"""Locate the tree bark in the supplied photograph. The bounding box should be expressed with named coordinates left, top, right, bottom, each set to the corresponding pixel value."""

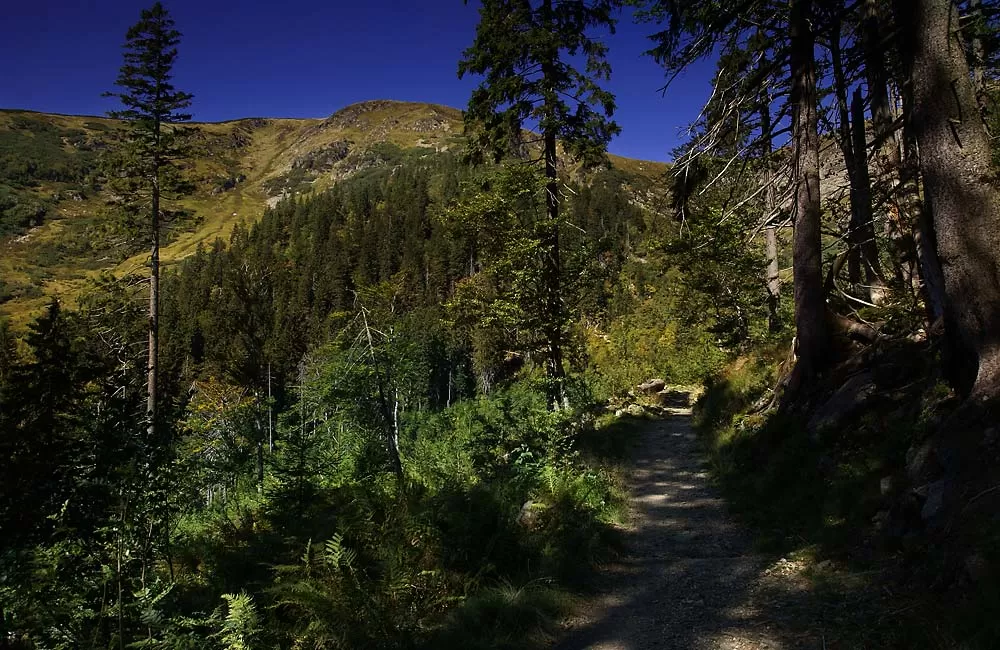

left=900, top=85, right=948, bottom=324
left=759, top=90, right=781, bottom=331
left=898, top=0, right=1000, bottom=400
left=831, top=26, right=882, bottom=299
left=865, top=0, right=946, bottom=319
left=788, top=0, right=830, bottom=383
left=850, top=87, right=885, bottom=294
left=540, top=0, right=566, bottom=410
left=766, top=225, right=781, bottom=330
left=148, top=153, right=159, bottom=442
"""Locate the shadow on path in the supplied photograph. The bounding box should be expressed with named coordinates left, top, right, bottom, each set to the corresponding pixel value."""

left=554, top=414, right=831, bottom=650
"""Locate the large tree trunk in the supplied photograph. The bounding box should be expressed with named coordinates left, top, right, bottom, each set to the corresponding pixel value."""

left=866, top=0, right=946, bottom=318
left=900, top=86, right=948, bottom=324
left=540, top=0, right=566, bottom=410
left=788, top=0, right=830, bottom=384
left=898, top=0, right=1000, bottom=400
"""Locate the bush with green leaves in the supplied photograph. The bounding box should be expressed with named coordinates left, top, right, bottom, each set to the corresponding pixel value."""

left=158, top=368, right=627, bottom=650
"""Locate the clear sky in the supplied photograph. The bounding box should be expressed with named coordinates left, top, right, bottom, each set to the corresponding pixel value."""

left=0, top=1, right=718, bottom=162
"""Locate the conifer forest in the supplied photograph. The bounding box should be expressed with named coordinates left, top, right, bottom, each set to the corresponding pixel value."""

left=3, top=1, right=1000, bottom=648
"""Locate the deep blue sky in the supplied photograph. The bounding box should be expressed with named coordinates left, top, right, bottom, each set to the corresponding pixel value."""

left=0, top=1, right=718, bottom=162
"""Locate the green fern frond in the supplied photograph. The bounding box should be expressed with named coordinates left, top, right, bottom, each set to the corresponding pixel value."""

left=324, top=533, right=357, bottom=571
left=219, top=591, right=260, bottom=650
left=301, top=537, right=314, bottom=572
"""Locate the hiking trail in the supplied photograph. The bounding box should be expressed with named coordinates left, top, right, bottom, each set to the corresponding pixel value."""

left=556, top=410, right=835, bottom=650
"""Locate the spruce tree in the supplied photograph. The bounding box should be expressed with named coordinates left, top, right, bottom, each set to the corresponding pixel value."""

left=105, top=2, right=193, bottom=439
left=459, top=0, right=620, bottom=408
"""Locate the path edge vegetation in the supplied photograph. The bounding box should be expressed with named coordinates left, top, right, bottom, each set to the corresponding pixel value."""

left=694, top=342, right=1000, bottom=648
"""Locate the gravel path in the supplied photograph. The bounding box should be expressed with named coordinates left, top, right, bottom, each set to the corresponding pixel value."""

left=555, top=411, right=829, bottom=650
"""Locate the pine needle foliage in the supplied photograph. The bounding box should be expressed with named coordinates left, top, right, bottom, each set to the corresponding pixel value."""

left=459, top=0, right=621, bottom=166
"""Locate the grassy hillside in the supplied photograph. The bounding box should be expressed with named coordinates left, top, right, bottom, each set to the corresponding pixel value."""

left=0, top=101, right=667, bottom=327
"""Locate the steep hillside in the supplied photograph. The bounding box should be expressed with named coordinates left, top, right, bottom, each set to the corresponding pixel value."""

left=0, top=101, right=667, bottom=326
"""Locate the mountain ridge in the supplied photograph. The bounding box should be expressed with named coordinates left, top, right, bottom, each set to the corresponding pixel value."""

left=0, top=98, right=453, bottom=125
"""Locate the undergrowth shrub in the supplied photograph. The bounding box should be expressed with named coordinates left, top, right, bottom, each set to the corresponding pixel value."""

left=695, top=346, right=894, bottom=551
left=163, top=378, right=627, bottom=649
left=695, top=342, right=946, bottom=553
left=693, top=340, right=1000, bottom=648
left=432, top=580, right=573, bottom=650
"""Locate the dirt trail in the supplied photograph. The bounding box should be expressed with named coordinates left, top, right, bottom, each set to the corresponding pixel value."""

left=555, top=411, right=828, bottom=650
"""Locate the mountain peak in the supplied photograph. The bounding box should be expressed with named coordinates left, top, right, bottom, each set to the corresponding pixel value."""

left=328, top=99, right=461, bottom=119
left=321, top=100, right=462, bottom=134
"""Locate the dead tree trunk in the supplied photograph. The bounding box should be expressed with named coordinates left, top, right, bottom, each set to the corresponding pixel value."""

left=148, top=152, right=159, bottom=442
left=759, top=90, right=782, bottom=332
left=829, top=21, right=862, bottom=286
left=850, top=88, right=885, bottom=296
left=766, top=225, right=782, bottom=331
left=360, top=308, right=404, bottom=479
left=830, top=24, right=883, bottom=301
left=863, top=0, right=921, bottom=296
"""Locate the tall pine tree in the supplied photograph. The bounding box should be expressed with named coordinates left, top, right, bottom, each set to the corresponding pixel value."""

left=105, top=2, right=193, bottom=439
left=459, top=0, right=620, bottom=408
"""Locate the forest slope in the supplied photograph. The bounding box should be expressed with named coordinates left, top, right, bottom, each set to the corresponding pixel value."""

left=0, top=100, right=667, bottom=327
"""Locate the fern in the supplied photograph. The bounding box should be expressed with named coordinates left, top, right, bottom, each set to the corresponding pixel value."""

left=323, top=533, right=357, bottom=571
left=218, top=592, right=259, bottom=650
left=301, top=537, right=313, bottom=577
left=134, top=582, right=173, bottom=641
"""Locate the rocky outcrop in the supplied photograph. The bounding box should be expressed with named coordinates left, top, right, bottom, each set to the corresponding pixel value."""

left=410, top=116, right=454, bottom=133
left=807, top=370, right=877, bottom=436
left=291, top=141, right=350, bottom=171
left=211, top=174, right=246, bottom=195
left=637, top=379, right=666, bottom=394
